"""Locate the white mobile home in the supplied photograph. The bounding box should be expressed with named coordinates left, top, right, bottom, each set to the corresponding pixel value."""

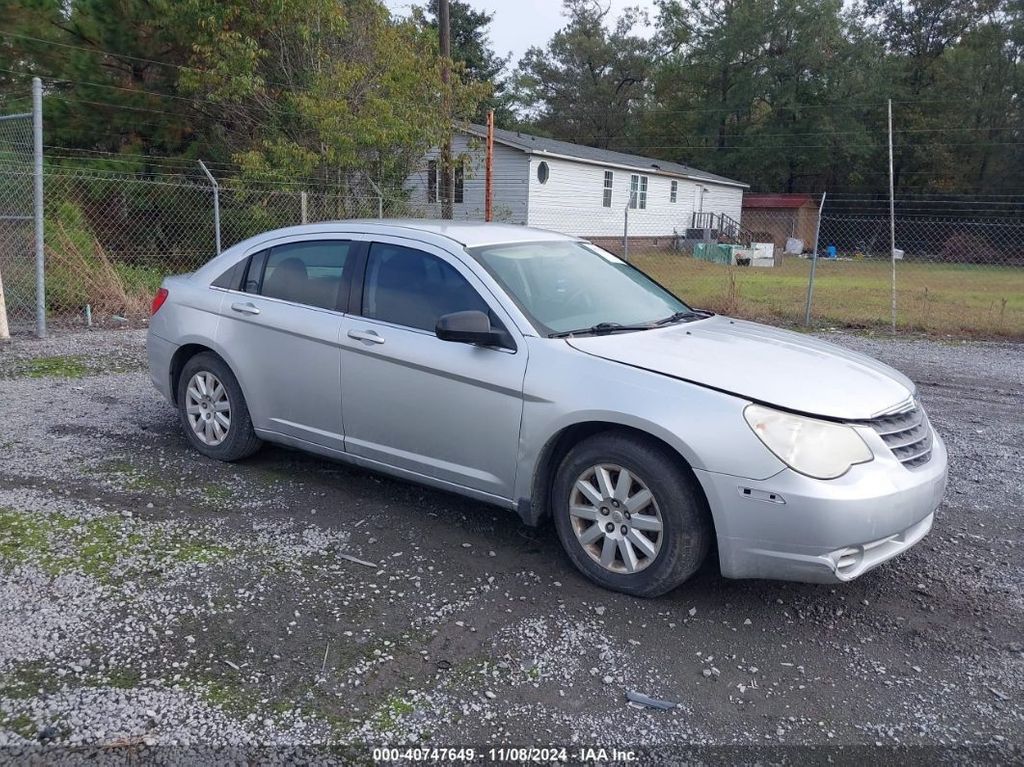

left=406, top=125, right=748, bottom=248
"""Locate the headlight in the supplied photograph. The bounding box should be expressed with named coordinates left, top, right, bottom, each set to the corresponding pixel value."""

left=743, top=404, right=873, bottom=479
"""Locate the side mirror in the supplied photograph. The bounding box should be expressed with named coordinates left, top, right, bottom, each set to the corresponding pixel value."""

left=436, top=310, right=508, bottom=347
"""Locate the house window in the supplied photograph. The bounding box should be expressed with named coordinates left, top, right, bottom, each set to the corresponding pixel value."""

left=537, top=161, right=550, bottom=184
left=630, top=174, right=648, bottom=210
left=670, top=180, right=678, bottom=203
left=427, top=160, right=437, bottom=204
left=602, top=171, right=613, bottom=207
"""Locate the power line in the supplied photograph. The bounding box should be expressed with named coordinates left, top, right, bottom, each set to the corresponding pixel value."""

left=0, top=32, right=991, bottom=119
left=0, top=68, right=312, bottom=122
left=43, top=144, right=239, bottom=170
left=32, top=91, right=1024, bottom=151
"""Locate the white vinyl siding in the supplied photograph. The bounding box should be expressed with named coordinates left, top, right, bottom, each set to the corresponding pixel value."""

left=525, top=155, right=744, bottom=238
left=406, top=134, right=529, bottom=223
left=409, top=130, right=745, bottom=238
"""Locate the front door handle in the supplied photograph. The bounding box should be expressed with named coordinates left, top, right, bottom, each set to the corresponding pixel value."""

left=230, top=302, right=261, bottom=316
left=347, top=329, right=385, bottom=345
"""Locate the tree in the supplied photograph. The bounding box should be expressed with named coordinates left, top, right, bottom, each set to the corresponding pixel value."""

left=0, top=0, right=485, bottom=189
left=0, top=0, right=212, bottom=169
left=508, top=0, right=1023, bottom=197
left=644, top=0, right=882, bottom=192
left=513, top=0, right=656, bottom=148
left=177, top=0, right=486, bottom=192
left=413, top=0, right=513, bottom=124
left=863, top=0, right=1019, bottom=193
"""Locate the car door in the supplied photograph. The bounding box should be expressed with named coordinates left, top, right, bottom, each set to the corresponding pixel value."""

left=340, top=239, right=528, bottom=500
left=216, top=237, right=362, bottom=453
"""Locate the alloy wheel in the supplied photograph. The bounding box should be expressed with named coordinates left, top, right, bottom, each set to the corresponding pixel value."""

left=568, top=463, right=664, bottom=574
left=185, top=371, right=231, bottom=446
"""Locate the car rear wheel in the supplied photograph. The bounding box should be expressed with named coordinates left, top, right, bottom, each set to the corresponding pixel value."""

left=552, top=431, right=712, bottom=597
left=177, top=352, right=262, bottom=462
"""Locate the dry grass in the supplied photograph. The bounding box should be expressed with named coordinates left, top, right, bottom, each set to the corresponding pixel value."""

left=633, top=252, right=1024, bottom=339
left=47, top=222, right=155, bottom=320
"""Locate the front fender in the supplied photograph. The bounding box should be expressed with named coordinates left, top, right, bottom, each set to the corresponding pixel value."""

left=514, top=338, right=786, bottom=512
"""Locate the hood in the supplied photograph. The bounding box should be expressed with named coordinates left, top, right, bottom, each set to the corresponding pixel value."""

left=566, top=316, right=915, bottom=420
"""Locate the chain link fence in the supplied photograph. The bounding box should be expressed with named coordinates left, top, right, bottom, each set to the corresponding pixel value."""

left=0, top=110, right=36, bottom=338
left=538, top=201, right=1024, bottom=338
left=0, top=142, right=1021, bottom=338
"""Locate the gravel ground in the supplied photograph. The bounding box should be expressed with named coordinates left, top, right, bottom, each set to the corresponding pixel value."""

left=0, top=328, right=1021, bottom=758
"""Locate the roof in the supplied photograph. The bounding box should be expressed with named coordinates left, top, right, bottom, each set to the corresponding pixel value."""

left=246, top=220, right=578, bottom=248
left=347, top=219, right=576, bottom=247
left=464, top=124, right=748, bottom=189
left=742, top=194, right=817, bottom=209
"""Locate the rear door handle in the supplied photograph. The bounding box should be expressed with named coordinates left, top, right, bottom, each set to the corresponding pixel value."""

left=230, top=302, right=261, bottom=316
left=347, top=329, right=385, bottom=344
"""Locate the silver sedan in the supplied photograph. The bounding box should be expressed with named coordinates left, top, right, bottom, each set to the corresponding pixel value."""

left=147, top=221, right=947, bottom=597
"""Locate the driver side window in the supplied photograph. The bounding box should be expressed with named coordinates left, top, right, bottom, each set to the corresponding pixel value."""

left=362, top=243, right=491, bottom=332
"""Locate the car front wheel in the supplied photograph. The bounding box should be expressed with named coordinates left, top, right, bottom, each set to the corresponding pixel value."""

left=552, top=431, right=712, bottom=597
left=177, top=352, right=262, bottom=462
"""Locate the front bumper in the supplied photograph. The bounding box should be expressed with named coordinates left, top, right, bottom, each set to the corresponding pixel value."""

left=694, top=430, right=948, bottom=583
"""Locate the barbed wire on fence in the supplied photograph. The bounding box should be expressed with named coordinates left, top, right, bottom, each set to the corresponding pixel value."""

left=0, top=140, right=1021, bottom=339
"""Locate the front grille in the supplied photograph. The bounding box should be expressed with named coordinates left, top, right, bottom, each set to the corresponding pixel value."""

left=860, top=401, right=934, bottom=469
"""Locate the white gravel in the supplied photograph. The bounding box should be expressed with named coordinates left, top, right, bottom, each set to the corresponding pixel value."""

left=0, top=326, right=1021, bottom=752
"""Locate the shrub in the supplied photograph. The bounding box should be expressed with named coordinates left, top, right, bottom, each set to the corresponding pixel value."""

left=939, top=232, right=999, bottom=264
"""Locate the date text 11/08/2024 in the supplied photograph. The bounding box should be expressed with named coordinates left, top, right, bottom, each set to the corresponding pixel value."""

left=371, top=747, right=638, bottom=763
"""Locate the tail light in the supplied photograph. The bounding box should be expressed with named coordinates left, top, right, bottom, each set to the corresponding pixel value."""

left=151, top=288, right=169, bottom=316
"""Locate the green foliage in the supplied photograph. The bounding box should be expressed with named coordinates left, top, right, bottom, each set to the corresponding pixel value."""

left=514, top=0, right=656, bottom=147
left=414, top=0, right=514, bottom=124
left=512, top=0, right=1023, bottom=195
left=0, top=508, right=50, bottom=563
left=1, top=0, right=1018, bottom=196
left=175, top=0, right=486, bottom=190
left=0, top=506, right=233, bottom=582
left=1, top=0, right=487, bottom=189
left=16, top=355, right=88, bottom=379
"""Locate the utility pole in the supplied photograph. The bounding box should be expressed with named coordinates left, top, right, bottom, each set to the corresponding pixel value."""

left=439, top=0, right=454, bottom=220
left=485, top=109, right=494, bottom=222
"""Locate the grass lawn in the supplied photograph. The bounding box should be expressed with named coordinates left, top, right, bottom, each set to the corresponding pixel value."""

left=632, top=253, right=1024, bottom=339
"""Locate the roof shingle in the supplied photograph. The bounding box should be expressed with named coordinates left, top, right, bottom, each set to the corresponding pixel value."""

left=464, top=124, right=748, bottom=188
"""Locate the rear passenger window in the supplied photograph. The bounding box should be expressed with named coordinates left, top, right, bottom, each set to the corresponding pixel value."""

left=212, top=260, right=245, bottom=289
left=252, top=241, right=351, bottom=310
left=362, top=244, right=490, bottom=332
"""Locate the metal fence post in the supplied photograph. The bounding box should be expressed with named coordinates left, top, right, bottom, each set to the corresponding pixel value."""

left=32, top=77, right=45, bottom=338
left=622, top=191, right=634, bottom=263
left=364, top=176, right=384, bottom=219
left=887, top=99, right=897, bottom=334
left=803, top=192, right=826, bottom=326
left=198, top=160, right=220, bottom=255
left=300, top=191, right=308, bottom=224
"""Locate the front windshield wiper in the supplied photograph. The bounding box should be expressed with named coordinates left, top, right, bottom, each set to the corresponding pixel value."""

left=549, top=310, right=715, bottom=338
left=548, top=321, right=656, bottom=339
left=654, top=309, right=715, bottom=326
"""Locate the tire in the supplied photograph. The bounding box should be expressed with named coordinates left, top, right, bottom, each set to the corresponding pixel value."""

left=176, top=352, right=262, bottom=462
left=552, top=431, right=712, bottom=597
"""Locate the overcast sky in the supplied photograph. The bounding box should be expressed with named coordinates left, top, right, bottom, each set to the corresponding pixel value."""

left=383, top=0, right=654, bottom=67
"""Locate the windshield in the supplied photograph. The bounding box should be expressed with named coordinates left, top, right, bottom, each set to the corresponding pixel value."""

left=468, top=240, right=691, bottom=336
